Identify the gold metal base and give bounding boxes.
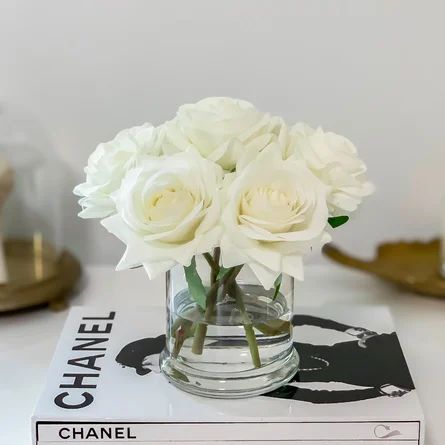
[0,239,81,312]
[323,238,445,298]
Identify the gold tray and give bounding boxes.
[323,238,445,298]
[0,239,81,312]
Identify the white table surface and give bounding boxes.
[0,262,444,444]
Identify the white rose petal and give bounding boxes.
[101,150,223,279]
[74,123,162,219]
[162,97,287,171]
[286,123,374,215]
[221,144,330,288]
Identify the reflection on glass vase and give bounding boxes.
[160,250,299,398]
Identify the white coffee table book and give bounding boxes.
[32,305,424,445]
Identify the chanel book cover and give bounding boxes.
[32,305,424,444]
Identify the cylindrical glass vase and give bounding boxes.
[160,253,299,398]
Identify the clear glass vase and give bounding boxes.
[160,251,299,398]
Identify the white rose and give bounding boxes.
[74,123,161,218]
[101,150,223,279]
[162,97,285,170]
[220,144,330,289]
[286,123,374,214]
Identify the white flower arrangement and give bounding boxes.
[74,97,373,292]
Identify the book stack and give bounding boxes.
[32,305,424,444]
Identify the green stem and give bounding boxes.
[191,323,208,355]
[191,262,240,355]
[229,283,262,368]
[172,319,194,358]
[191,280,219,354]
[203,251,219,277]
[244,325,262,368]
[211,248,220,282]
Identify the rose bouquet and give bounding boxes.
[74,97,373,397]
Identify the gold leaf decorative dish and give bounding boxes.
[323,238,445,298]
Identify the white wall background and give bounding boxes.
[1,0,444,265]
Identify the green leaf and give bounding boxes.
[328,215,349,229]
[217,266,232,281]
[272,274,282,301]
[184,258,207,310]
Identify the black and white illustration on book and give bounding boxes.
[115,314,415,404]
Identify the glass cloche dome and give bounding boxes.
[0,102,80,311]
